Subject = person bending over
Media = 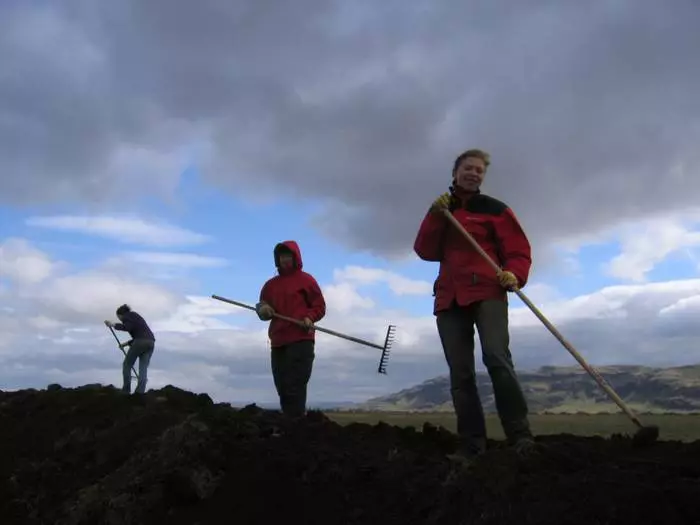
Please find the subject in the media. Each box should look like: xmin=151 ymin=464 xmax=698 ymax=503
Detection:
xmin=105 ymin=304 xmax=155 ymax=395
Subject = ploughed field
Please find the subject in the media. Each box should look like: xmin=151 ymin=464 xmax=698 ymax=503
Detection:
xmin=328 ymin=411 xmax=700 ymax=442
xmin=1 ymin=385 xmax=699 ymax=524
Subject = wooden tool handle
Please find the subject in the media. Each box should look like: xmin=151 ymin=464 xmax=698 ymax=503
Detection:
xmin=440 ymin=209 xmax=643 ymax=427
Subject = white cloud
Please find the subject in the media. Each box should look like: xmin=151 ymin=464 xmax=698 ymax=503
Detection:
xmin=515 ymin=283 xmax=563 ymax=305
xmin=154 ymin=295 xmax=240 ymax=333
xmin=28 ymin=316 xmax=65 ymax=330
xmin=557 ymin=209 xmax=700 ymax=283
xmin=33 ymin=271 xmax=181 ymax=323
xmin=604 ymin=217 xmax=700 ymax=282
xmin=659 ymin=298 xmax=696 ymax=316
xmin=332 ymin=265 xmax=433 ymax=295
xmin=4 ymin=237 xmax=700 ymax=404
xmin=25 ymin=215 xmax=211 ymax=247
xmin=113 ymin=251 xmax=229 ymax=268
xmin=323 ymin=282 xmax=375 ymax=313
xmin=0 ymin=237 xmax=55 ymax=284
xmin=0 ymin=238 xmax=184 ymax=325
xmin=509 ymin=279 xmax=700 ymax=328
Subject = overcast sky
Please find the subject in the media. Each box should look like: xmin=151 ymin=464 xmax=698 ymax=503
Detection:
xmin=1 ymin=0 xmax=699 ymax=406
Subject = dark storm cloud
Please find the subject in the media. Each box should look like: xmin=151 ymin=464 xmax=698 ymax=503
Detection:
xmin=1 ymin=0 xmax=699 ymax=255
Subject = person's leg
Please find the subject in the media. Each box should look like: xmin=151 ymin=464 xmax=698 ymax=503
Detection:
xmin=270 ymin=346 xmax=287 ymax=412
xmin=436 ymin=303 xmax=485 ymax=455
xmin=282 ymin=340 xmax=315 ymax=418
xmin=475 ymin=299 xmax=533 ymax=448
xmin=122 ymin=344 xmax=140 ymax=394
xmin=134 ymin=341 xmax=154 ymax=394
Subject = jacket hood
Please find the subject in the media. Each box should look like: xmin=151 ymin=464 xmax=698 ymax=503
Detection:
xmin=274 ymin=240 xmax=303 ymax=271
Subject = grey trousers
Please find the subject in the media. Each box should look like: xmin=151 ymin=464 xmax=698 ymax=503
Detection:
xmin=271 ymin=340 xmax=315 ymax=417
xmin=436 ymin=299 xmax=531 ymax=452
xmin=123 ymin=339 xmax=154 ymax=394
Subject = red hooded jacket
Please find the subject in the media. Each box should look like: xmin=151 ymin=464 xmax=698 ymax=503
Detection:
xmin=414 ymin=191 xmax=532 ymax=314
xmin=259 ymin=240 xmax=326 ymax=347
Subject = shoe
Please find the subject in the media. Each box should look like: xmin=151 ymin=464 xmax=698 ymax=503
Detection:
xmin=460 ymin=437 xmax=486 ymax=456
xmin=446 ymin=449 xmax=478 ymax=469
xmin=513 ymin=436 xmax=537 ymax=457
xmin=446 ymin=439 xmax=484 ymax=468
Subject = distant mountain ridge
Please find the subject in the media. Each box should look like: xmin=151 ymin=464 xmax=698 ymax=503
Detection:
xmin=357 ymin=365 xmax=700 ymax=413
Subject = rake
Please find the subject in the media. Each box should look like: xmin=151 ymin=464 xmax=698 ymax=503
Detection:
xmin=211 ymin=294 xmax=396 ymax=374
xmin=440 ymin=207 xmax=660 ymax=445
xmin=106 ymin=324 xmax=139 ymax=381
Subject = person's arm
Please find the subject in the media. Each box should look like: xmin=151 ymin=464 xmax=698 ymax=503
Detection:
xmin=113 ymin=313 xmax=135 ymax=332
xmin=493 ymin=207 xmax=532 ymax=288
xmin=256 ymin=281 xmax=274 ymax=320
xmin=414 ymin=211 xmax=448 ymax=262
xmin=303 ymin=275 xmax=326 ymax=323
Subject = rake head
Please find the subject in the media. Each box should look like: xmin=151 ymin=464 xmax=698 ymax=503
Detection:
xmin=377 ymin=324 xmax=396 ymax=374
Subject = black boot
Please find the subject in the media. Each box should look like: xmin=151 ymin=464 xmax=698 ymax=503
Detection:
xmin=447 ymin=436 xmax=486 ymax=467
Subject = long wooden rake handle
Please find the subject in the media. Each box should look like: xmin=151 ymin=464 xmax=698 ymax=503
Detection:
xmin=441 ymin=209 xmax=645 ymax=428
xmin=211 ymin=294 xmax=387 ymax=351
xmin=107 ymin=325 xmax=139 ymax=380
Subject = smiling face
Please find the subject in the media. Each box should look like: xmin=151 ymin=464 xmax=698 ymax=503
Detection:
xmin=453 ymin=155 xmax=487 ymax=192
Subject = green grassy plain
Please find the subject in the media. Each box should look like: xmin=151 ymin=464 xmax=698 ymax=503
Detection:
xmin=325 ymin=411 xmax=700 ymax=442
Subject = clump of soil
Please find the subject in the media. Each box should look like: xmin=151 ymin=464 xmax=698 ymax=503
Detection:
xmin=1 ymin=384 xmax=699 ymax=524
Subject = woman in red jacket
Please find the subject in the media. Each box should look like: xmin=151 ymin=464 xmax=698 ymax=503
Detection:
xmin=414 ymin=148 xmax=536 ymax=459
xmin=255 ymin=240 xmax=326 ymax=417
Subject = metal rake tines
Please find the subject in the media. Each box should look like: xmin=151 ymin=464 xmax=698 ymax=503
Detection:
xmin=377 ymin=324 xmax=396 ymax=374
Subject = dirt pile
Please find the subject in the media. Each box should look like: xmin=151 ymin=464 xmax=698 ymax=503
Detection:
xmin=1 ymin=385 xmax=699 ymax=525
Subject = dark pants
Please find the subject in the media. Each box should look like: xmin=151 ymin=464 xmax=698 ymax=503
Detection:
xmin=270 ymin=340 xmax=315 ymax=417
xmin=436 ymin=300 xmax=531 ymax=452
xmin=123 ymin=339 xmax=155 ymax=394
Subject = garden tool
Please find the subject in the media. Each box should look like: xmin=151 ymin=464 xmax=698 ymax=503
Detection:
xmin=441 ymin=208 xmax=660 ymax=445
xmin=106 ymin=324 xmax=139 ymax=381
xmin=211 ymin=294 xmax=396 ymax=374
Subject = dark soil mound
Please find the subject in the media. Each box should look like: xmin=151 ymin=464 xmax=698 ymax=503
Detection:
xmin=1 ymin=385 xmax=699 ymax=524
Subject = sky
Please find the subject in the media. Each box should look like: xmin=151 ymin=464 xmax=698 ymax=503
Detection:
xmin=1 ymin=0 xmax=700 ymax=406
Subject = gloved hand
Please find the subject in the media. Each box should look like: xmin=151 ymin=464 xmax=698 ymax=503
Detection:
xmin=119 ymin=342 xmax=130 ymax=350
xmin=104 ymin=320 xmax=114 ymax=327
xmin=301 ymin=317 xmax=314 ymax=331
xmin=256 ymin=302 xmax=275 ymax=321
xmin=429 ymin=192 xmax=453 ymax=214
xmin=497 ymin=270 xmax=519 ymax=290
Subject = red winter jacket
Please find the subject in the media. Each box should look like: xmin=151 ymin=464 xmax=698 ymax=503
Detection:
xmin=259 ymin=240 xmax=326 ymax=348
xmin=413 ymin=191 xmax=532 ymax=314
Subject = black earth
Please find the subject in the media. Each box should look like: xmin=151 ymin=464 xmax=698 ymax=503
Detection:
xmin=1 ymin=384 xmax=699 ymax=524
